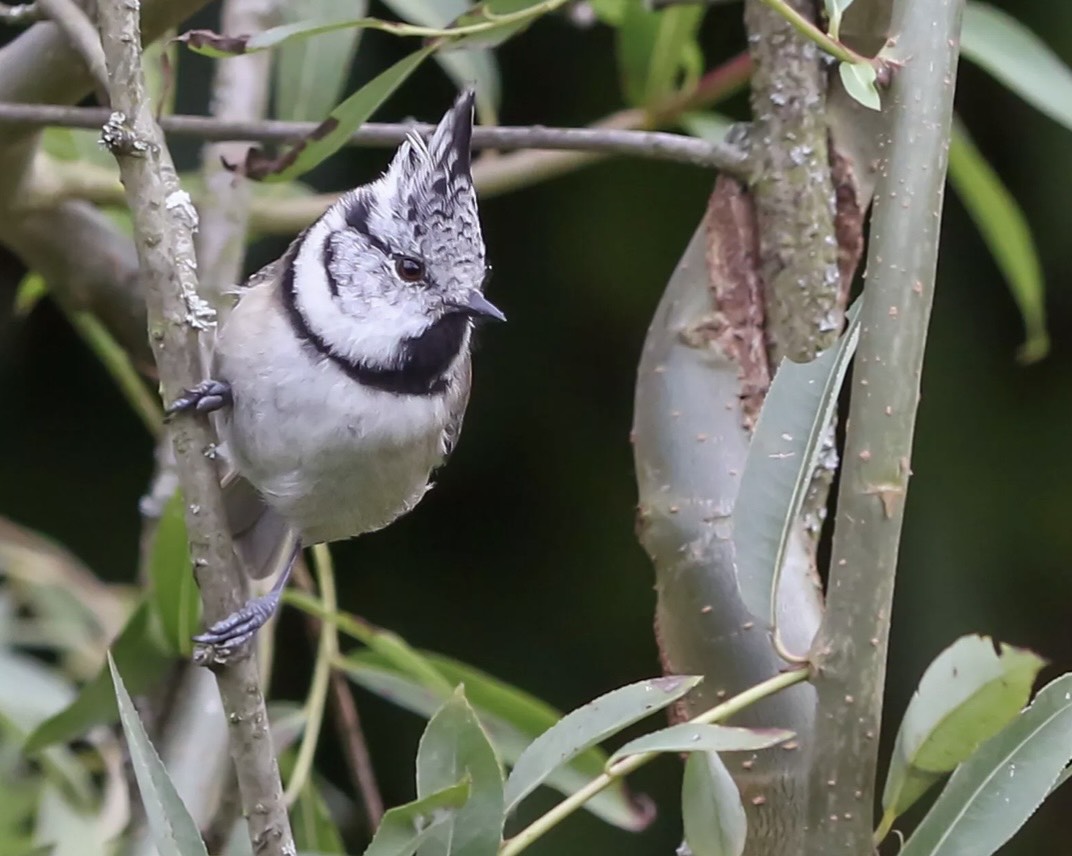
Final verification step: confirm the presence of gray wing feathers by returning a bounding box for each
[222,467,300,580]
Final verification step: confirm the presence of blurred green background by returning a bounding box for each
[1,1,1070,852]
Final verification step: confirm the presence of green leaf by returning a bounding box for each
[732,300,861,632]
[617,0,704,107]
[838,60,881,110]
[679,111,735,144]
[362,781,471,856]
[13,272,47,318]
[823,0,855,40]
[416,688,503,856]
[24,600,172,752]
[273,1,363,124]
[378,0,501,124]
[109,654,209,856]
[881,635,1045,825]
[947,118,1049,363]
[681,752,747,856]
[280,755,347,854]
[503,675,702,813]
[900,673,1072,856]
[961,2,1072,133]
[178,18,378,58]
[340,652,652,830]
[147,490,201,656]
[606,723,794,766]
[244,47,433,182]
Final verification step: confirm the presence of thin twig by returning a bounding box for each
[0,103,751,174]
[95,2,294,854]
[196,0,274,310]
[805,0,964,851]
[36,0,110,102]
[500,668,810,856]
[291,559,384,828]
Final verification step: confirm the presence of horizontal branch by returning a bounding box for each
[0,102,750,174]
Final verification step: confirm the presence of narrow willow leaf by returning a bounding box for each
[362,781,471,856]
[108,655,209,856]
[882,635,1045,823]
[681,751,746,856]
[416,688,503,856]
[279,754,346,854]
[178,18,378,57]
[341,653,652,830]
[273,1,363,124]
[900,673,1072,856]
[680,112,735,144]
[247,47,434,182]
[838,60,881,110]
[947,119,1049,362]
[617,2,704,107]
[25,601,172,752]
[503,675,702,813]
[961,2,1072,133]
[378,0,501,124]
[733,301,861,629]
[607,723,793,766]
[823,0,855,39]
[148,490,201,656]
[14,272,47,318]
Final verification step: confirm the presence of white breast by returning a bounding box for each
[213,284,457,544]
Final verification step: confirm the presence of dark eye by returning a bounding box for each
[395,256,425,282]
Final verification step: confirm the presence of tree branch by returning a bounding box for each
[0,103,751,174]
[95,2,294,854]
[36,0,110,101]
[805,0,964,850]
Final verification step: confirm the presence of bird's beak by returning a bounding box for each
[453,290,506,323]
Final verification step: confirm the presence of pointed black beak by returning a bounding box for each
[452,289,506,323]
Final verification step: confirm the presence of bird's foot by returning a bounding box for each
[193,589,282,653]
[166,379,232,419]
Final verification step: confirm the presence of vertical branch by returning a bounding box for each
[196,0,275,309]
[95,3,294,855]
[744,0,841,364]
[805,0,965,851]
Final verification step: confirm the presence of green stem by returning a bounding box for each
[283,545,338,805]
[759,0,866,64]
[499,668,809,856]
[67,310,163,437]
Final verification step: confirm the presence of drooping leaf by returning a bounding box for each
[177,18,380,57]
[147,490,201,656]
[273,1,364,124]
[109,655,209,856]
[961,2,1072,133]
[681,751,747,856]
[416,688,503,856]
[362,781,471,856]
[503,675,702,813]
[732,300,861,632]
[606,723,794,766]
[947,118,1049,363]
[378,0,501,124]
[340,651,652,830]
[617,0,704,107]
[838,60,881,110]
[881,635,1045,825]
[239,47,434,182]
[25,601,172,752]
[899,673,1072,856]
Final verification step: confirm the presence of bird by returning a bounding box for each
[166,89,504,652]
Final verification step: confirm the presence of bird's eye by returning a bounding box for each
[395,256,425,282]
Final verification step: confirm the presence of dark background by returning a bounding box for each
[1,1,1070,852]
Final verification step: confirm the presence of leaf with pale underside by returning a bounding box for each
[881,635,1045,826]
[899,673,1072,856]
[823,0,856,40]
[503,675,702,813]
[733,301,861,633]
[362,781,471,856]
[838,60,881,110]
[606,722,793,766]
[681,751,746,856]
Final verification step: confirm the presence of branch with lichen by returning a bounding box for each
[95,1,294,854]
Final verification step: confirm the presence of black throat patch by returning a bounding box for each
[280,242,468,396]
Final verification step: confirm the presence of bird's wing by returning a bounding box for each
[221,464,300,581]
[440,355,473,463]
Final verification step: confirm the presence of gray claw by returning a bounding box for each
[166,379,232,419]
[192,590,282,650]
